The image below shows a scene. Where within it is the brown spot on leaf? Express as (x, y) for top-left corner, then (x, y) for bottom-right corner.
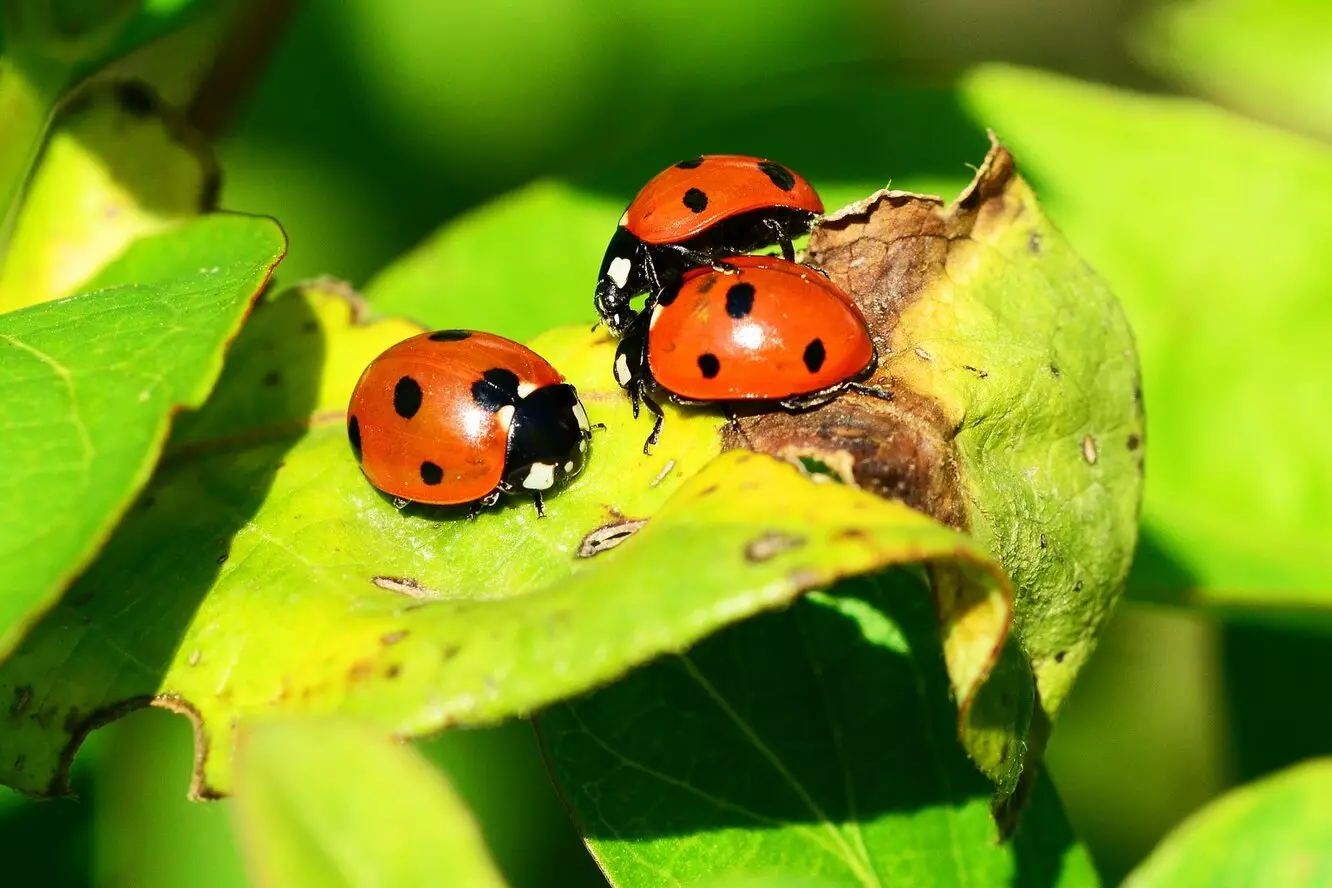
(578, 519), (647, 558)
(744, 531), (807, 563)
(63, 709), (82, 733)
(385, 664), (401, 679)
(442, 645), (460, 661)
(696, 484), (719, 497)
(962, 364), (988, 379)
(10, 685), (32, 718)
(262, 370), (281, 387)
(216, 552), (228, 565)
(348, 660), (374, 682)
(1127, 433), (1141, 451)
(381, 630), (409, 646)
(13, 755), (25, 772)
(1039, 534), (1047, 549)
(1082, 434), (1098, 465)
(1074, 580), (1083, 592)
(372, 576), (440, 600)
(1028, 232), (1042, 254)
(1050, 364), (1061, 379)
(1055, 650), (1067, 663)
(787, 567), (823, 589)
(834, 527), (870, 542)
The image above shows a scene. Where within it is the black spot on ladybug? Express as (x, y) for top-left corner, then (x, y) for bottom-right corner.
(757, 160), (796, 192)
(114, 81), (156, 117)
(803, 339), (826, 373)
(471, 368), (520, 412)
(429, 329), (471, 342)
(1127, 433), (1141, 451)
(725, 282), (755, 319)
(482, 368), (520, 395)
(420, 461), (444, 485)
(697, 353), (721, 379)
(394, 376), (423, 419)
(682, 188), (708, 213)
(675, 156), (704, 169)
(348, 415), (362, 459)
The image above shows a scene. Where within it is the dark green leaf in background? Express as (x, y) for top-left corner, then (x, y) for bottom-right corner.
(0, 214), (285, 658)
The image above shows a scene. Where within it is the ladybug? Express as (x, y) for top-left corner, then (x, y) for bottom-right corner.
(613, 255), (883, 452)
(594, 154), (824, 335)
(347, 330), (593, 517)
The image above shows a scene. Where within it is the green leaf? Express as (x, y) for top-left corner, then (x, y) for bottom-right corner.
(363, 179), (623, 339)
(0, 78), (215, 311)
(537, 570), (1097, 887)
(0, 213), (285, 658)
(233, 716), (507, 888)
(1123, 758), (1332, 887)
(1135, 0), (1332, 141)
(960, 65), (1332, 612)
(750, 137), (1142, 724)
(0, 278), (1016, 801)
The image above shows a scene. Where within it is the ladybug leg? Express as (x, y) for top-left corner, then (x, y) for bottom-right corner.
(468, 490), (501, 520)
(847, 382), (894, 402)
(532, 491), (547, 518)
(391, 496), (411, 511)
(765, 217), (796, 262)
(661, 243), (734, 275)
(640, 391), (665, 455)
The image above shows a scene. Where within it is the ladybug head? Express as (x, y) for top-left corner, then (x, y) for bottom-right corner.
(501, 383), (592, 496)
(595, 228), (645, 335)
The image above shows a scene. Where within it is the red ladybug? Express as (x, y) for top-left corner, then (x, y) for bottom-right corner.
(594, 154), (824, 335)
(613, 256), (882, 451)
(348, 330), (593, 516)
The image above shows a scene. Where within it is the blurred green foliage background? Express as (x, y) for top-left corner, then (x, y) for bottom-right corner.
(3, 0), (1330, 885)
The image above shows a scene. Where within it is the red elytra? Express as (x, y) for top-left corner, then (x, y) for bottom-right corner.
(347, 329), (591, 512)
(622, 154), (823, 245)
(646, 255), (874, 401)
(593, 155), (824, 335)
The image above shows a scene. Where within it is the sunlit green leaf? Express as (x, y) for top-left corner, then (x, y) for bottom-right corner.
(0, 78), (215, 311)
(1123, 758), (1332, 887)
(1136, 0), (1332, 141)
(0, 214), (285, 658)
(962, 65), (1332, 613)
(539, 571), (1097, 887)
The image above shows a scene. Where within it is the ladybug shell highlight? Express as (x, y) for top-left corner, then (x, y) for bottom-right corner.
(347, 330), (590, 507)
(623, 154), (823, 245)
(644, 256), (874, 402)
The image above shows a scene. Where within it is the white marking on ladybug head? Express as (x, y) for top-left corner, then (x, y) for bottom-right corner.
(608, 256), (632, 289)
(572, 401), (590, 432)
(517, 380), (538, 398)
(613, 353), (633, 387)
(496, 404), (515, 430)
(522, 461), (557, 491)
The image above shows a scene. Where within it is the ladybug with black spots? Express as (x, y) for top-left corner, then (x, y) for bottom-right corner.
(347, 330), (594, 517)
(613, 255), (885, 452)
(594, 154), (824, 335)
